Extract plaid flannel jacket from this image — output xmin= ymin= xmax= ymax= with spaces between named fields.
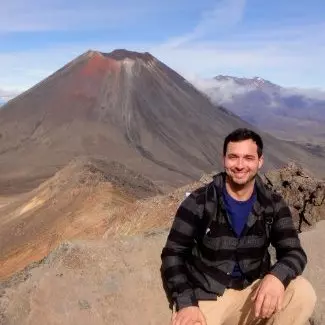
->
xmin=161 ymin=172 xmax=307 ymax=311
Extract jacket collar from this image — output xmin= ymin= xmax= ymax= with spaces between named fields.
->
xmin=212 ymin=172 xmax=272 ymax=231
xmin=212 ymin=172 xmax=272 ymax=208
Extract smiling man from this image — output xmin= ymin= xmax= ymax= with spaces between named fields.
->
xmin=161 ymin=128 xmax=316 ymax=325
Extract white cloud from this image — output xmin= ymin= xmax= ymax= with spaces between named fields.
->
xmin=162 ymin=0 xmax=246 ymax=48
xmin=0 ymin=88 xmax=21 ymax=101
xmin=281 ymin=87 xmax=325 ymax=101
xmin=188 ymin=77 xmax=258 ymax=104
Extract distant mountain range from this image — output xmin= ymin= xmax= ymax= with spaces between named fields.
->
xmin=193 ymin=75 xmax=325 ymax=142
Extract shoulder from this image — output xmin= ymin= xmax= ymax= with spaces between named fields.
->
xmin=189 ymin=185 xmax=208 ymax=205
xmin=175 ymin=185 xmax=208 ymax=219
xmin=181 ymin=182 xmax=214 ymax=212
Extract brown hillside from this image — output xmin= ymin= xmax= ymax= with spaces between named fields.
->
xmin=0 ymin=158 xmax=160 ymax=279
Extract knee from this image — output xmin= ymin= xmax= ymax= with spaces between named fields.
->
xmin=287 ymin=276 xmax=317 ymax=311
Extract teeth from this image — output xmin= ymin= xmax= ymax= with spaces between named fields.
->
xmin=234 ymin=173 xmax=246 ymax=177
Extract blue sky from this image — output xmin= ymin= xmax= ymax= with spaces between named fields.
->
xmin=1 ymin=0 xmax=325 ymax=100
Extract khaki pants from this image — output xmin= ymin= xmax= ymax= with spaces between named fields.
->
xmin=176 ymin=277 xmax=316 ymax=325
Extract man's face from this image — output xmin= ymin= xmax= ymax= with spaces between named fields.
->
xmin=223 ymin=139 xmax=264 ymax=186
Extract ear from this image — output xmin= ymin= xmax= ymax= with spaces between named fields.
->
xmin=258 ymin=155 xmax=264 ymax=169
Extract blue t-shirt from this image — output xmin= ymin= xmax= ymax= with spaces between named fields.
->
xmin=222 ymin=186 xmax=256 ymax=277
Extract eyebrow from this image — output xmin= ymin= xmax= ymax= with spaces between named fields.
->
xmin=227 ymin=153 xmax=256 ymax=158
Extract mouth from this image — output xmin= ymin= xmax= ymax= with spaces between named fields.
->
xmin=232 ymin=171 xmax=248 ymax=178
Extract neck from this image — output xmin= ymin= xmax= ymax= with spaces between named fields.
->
xmin=225 ymin=176 xmax=255 ymax=201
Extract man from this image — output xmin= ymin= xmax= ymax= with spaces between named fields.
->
xmin=161 ymin=128 xmax=316 ymax=325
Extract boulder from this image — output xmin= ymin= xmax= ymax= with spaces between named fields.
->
xmin=263 ymin=163 xmax=325 ymax=231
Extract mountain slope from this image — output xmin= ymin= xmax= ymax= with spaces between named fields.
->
xmin=0 ymin=50 xmax=324 ymax=195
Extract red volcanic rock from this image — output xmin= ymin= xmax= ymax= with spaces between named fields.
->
xmin=79 ymin=52 xmax=121 ymax=77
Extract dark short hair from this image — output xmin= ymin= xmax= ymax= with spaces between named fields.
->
xmin=223 ymin=128 xmax=263 ymax=157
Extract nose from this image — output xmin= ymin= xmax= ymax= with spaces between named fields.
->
xmin=235 ymin=158 xmax=244 ymax=169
